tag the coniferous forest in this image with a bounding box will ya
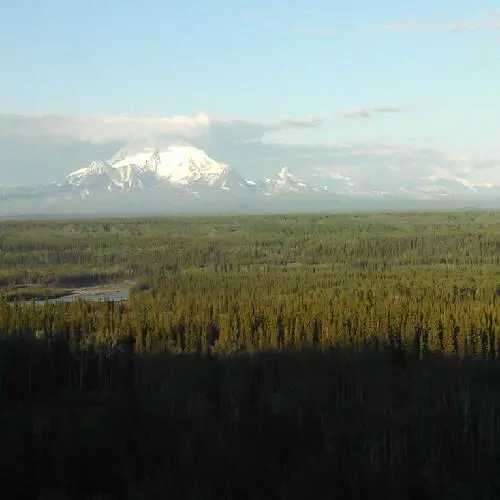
[3,212,500,499]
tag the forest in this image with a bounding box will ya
[2,211,500,499]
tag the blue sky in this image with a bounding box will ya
[1,0,499,184]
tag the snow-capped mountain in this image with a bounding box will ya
[312,171,356,195]
[63,144,256,198]
[47,140,500,203]
[3,139,500,216]
[57,146,500,205]
[261,167,325,194]
[110,145,227,185]
[67,160,157,192]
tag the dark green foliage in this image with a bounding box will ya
[2,212,500,498]
[2,212,500,357]
[2,347,500,499]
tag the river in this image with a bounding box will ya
[34,289,129,305]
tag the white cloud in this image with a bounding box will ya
[372,106,404,113]
[0,113,209,142]
[0,113,329,183]
[487,20,500,31]
[0,113,327,143]
[339,108,371,119]
[1,113,499,192]
[78,114,212,141]
[339,106,404,119]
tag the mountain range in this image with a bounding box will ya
[1,140,500,216]
[60,143,327,199]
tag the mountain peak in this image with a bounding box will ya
[108,144,229,186]
[63,144,256,197]
[67,160,110,185]
[265,167,320,193]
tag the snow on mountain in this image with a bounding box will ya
[65,145,256,197]
[66,160,157,193]
[110,145,228,186]
[49,144,500,206]
[66,161,119,193]
[312,170,356,194]
[67,160,111,185]
[263,167,324,193]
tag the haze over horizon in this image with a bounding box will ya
[1,0,499,192]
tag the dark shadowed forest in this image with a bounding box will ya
[2,212,500,499]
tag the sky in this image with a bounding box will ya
[1,0,499,186]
